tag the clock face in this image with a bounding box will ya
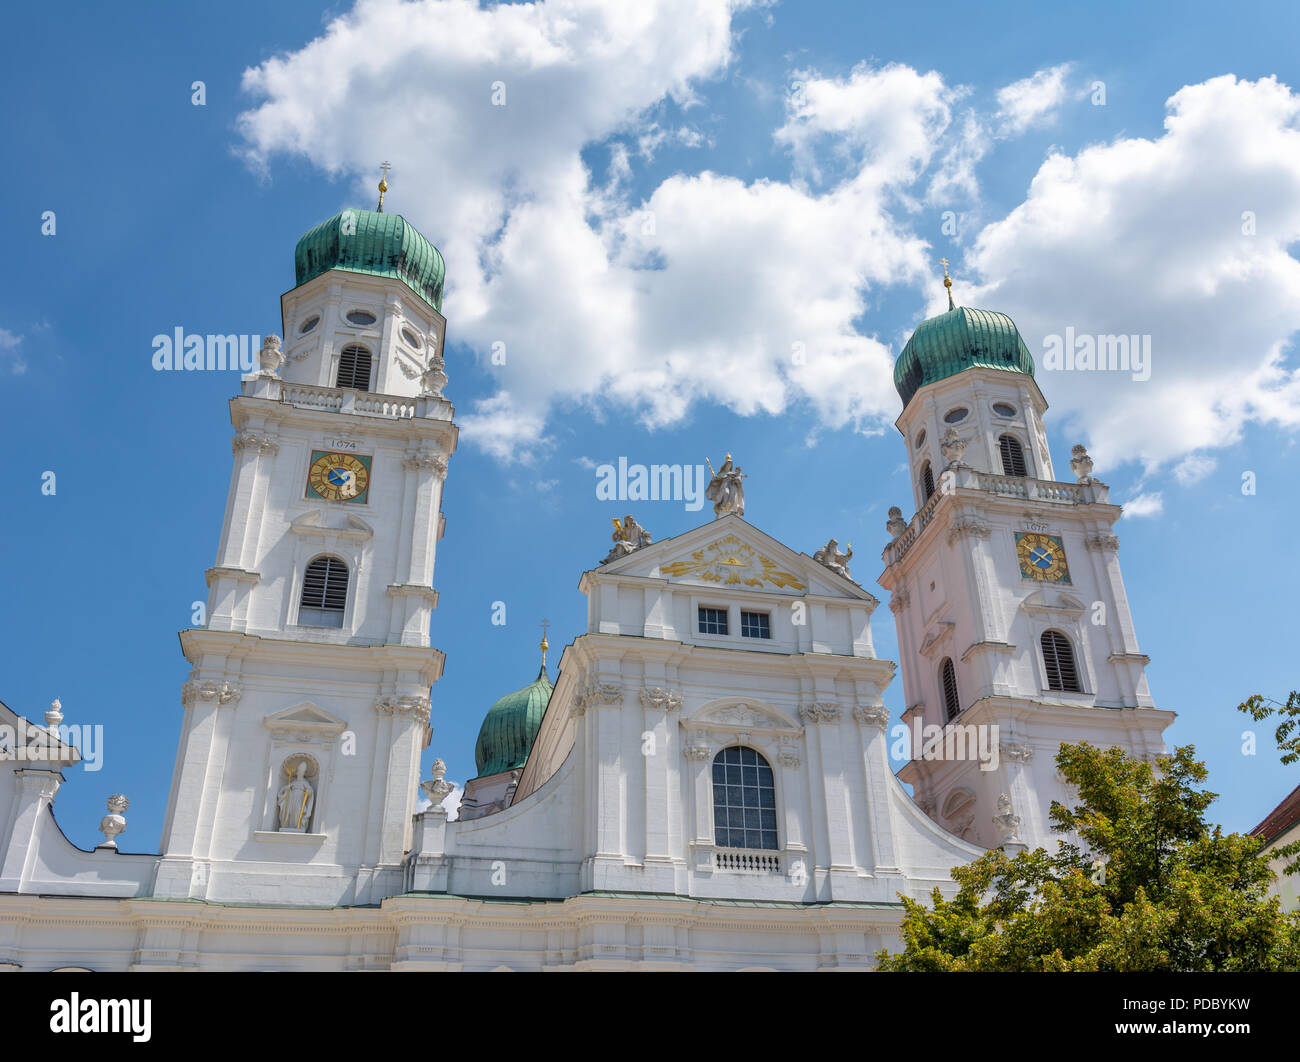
[306,450,372,504]
[1015,532,1070,583]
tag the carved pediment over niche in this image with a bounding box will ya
[1021,589,1086,617]
[289,509,374,541]
[263,701,348,739]
[690,700,801,734]
[660,535,806,591]
[919,620,956,659]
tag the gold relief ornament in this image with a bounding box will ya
[660,535,806,590]
[307,450,372,503]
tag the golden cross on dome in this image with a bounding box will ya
[940,257,955,310]
[539,618,550,667]
[377,162,392,212]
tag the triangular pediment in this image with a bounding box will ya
[289,510,374,540]
[0,699,82,764]
[1021,589,1087,616]
[588,514,877,602]
[263,701,348,735]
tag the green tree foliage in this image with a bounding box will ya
[876,743,1300,971]
[1237,690,1300,876]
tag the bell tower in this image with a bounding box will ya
[154,179,458,906]
[879,267,1174,850]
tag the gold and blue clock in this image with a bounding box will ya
[1015,532,1070,583]
[306,450,372,504]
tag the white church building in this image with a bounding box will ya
[0,200,1173,970]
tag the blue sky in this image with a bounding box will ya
[3,0,1299,851]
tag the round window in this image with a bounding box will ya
[299,314,320,334]
[943,407,969,424]
[400,327,421,349]
[346,310,377,327]
[915,429,927,449]
[992,402,1017,418]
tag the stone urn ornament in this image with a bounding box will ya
[98,794,129,848]
[1070,444,1095,484]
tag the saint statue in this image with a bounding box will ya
[813,538,854,581]
[705,453,747,518]
[277,761,315,832]
[603,515,652,564]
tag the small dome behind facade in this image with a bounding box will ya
[473,664,554,777]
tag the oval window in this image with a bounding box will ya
[346,310,377,327]
[992,402,1017,418]
[299,314,320,334]
[914,429,927,449]
[400,326,421,349]
[943,407,969,424]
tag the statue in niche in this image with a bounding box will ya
[603,514,652,564]
[277,761,315,832]
[813,538,854,580]
[705,453,747,518]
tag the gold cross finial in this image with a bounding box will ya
[539,618,550,667]
[377,162,392,212]
[940,257,954,310]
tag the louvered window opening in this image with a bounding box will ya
[921,461,936,501]
[300,557,348,628]
[940,658,960,721]
[1041,630,1081,692]
[999,434,1028,477]
[336,345,373,391]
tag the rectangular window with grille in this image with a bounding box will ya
[740,611,771,639]
[698,606,728,635]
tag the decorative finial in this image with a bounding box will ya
[377,161,392,213]
[98,795,129,849]
[46,698,63,731]
[539,618,550,668]
[940,257,955,310]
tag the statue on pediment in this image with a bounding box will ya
[705,454,746,518]
[813,538,854,581]
[603,514,652,564]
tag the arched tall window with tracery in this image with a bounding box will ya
[712,746,778,850]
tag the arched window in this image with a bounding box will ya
[336,344,373,390]
[1041,630,1081,692]
[712,746,778,850]
[939,657,960,721]
[999,434,1028,477]
[299,556,349,628]
[920,461,936,501]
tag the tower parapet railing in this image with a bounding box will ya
[882,466,1111,567]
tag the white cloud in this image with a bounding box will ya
[0,328,25,375]
[237,8,1300,480]
[237,3,952,459]
[995,63,1073,136]
[966,75,1300,473]
[1121,492,1164,518]
[1173,453,1217,485]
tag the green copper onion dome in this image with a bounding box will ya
[894,305,1036,409]
[294,208,445,312]
[473,658,554,777]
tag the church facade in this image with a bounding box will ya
[0,203,1172,970]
